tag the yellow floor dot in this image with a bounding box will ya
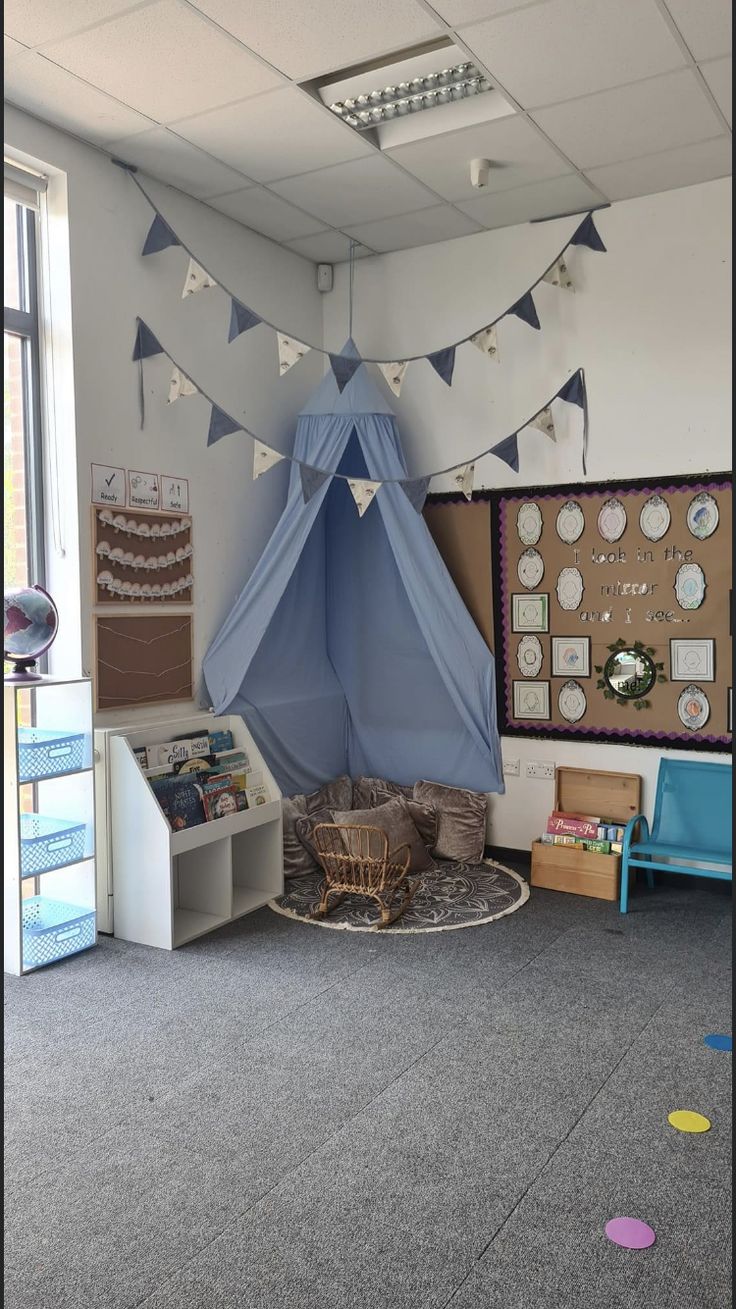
[668,1110,711,1133]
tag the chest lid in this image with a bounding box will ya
[555,766,641,824]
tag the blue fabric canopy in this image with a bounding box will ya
[203,342,504,797]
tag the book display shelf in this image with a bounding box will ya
[4,677,97,976]
[109,713,283,949]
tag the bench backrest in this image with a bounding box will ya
[652,759,732,856]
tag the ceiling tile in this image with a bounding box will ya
[4,35,29,61]
[107,127,252,197]
[173,87,373,181]
[206,186,326,240]
[3,0,143,48]
[344,205,485,253]
[461,0,685,108]
[456,172,600,227]
[270,156,437,227]
[188,0,441,80]
[4,52,156,144]
[663,0,732,61]
[585,137,732,201]
[432,0,548,24]
[533,69,725,168]
[285,231,372,263]
[386,114,570,202]
[42,0,284,123]
[700,57,732,126]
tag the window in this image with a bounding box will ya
[4,187,45,594]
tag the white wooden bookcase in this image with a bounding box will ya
[110,713,283,950]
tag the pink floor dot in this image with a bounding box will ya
[605,1217,656,1250]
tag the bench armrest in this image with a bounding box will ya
[623,813,649,854]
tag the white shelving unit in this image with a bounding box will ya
[109,713,283,950]
[4,676,97,976]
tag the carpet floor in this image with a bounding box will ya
[4,864,732,1309]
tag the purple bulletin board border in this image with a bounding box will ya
[482,471,733,751]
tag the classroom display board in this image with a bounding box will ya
[490,473,731,749]
[94,614,193,710]
[92,506,193,605]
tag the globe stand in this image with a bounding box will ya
[4,657,44,683]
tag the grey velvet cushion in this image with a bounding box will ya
[283,775,353,878]
[294,806,334,866]
[332,797,434,873]
[413,780,487,862]
[373,788,438,854]
[352,775,413,810]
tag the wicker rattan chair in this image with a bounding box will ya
[311,822,419,928]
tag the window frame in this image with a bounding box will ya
[4,196,46,593]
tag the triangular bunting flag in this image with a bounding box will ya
[558,371,584,408]
[490,433,519,473]
[132,321,164,361]
[427,346,456,386]
[167,366,198,404]
[300,464,330,503]
[528,407,556,441]
[141,213,180,256]
[378,361,408,397]
[182,258,217,298]
[570,212,606,252]
[277,333,310,376]
[228,298,261,343]
[508,291,540,330]
[452,463,475,501]
[401,477,430,513]
[253,440,284,480]
[470,325,499,361]
[329,353,362,393]
[207,404,241,446]
[542,258,574,291]
[347,478,381,517]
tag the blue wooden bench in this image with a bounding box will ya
[620,758,732,913]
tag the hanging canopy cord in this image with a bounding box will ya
[348,240,356,340]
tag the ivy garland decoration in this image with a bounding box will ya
[595,637,668,711]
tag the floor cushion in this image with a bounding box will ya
[332,796,434,872]
[413,780,487,862]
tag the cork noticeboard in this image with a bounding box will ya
[493,473,732,749]
[94,614,193,710]
[425,472,732,751]
[92,506,193,604]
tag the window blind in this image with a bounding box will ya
[4,160,48,209]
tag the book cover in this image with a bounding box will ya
[151,776,206,830]
[146,734,210,769]
[547,814,599,840]
[202,785,240,821]
[552,834,584,847]
[245,783,270,808]
[584,839,611,854]
[208,729,234,754]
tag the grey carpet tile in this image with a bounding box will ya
[4,880,732,1309]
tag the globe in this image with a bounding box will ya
[4,586,59,681]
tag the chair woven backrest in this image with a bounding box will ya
[313,823,389,894]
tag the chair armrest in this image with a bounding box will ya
[623,813,649,854]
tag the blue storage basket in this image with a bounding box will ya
[18,728,86,782]
[19,814,87,876]
[22,896,95,969]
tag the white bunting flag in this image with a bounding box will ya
[542,258,574,291]
[277,333,310,375]
[528,407,556,441]
[347,478,381,517]
[182,258,217,298]
[470,324,499,361]
[167,366,198,404]
[452,463,475,501]
[378,361,408,397]
[253,440,285,480]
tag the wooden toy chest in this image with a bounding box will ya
[530,766,641,901]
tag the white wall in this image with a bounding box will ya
[4,106,325,726]
[325,180,732,846]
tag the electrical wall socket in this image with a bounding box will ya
[525,761,556,780]
[503,758,520,776]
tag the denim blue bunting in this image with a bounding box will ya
[329,353,362,392]
[570,213,606,252]
[131,320,164,360]
[558,371,584,407]
[508,291,540,330]
[427,346,456,386]
[490,433,519,473]
[207,404,241,446]
[300,464,331,502]
[228,299,261,343]
[401,477,431,512]
[141,213,181,256]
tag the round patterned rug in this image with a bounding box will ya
[268,858,529,934]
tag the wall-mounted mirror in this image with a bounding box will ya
[603,648,657,700]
